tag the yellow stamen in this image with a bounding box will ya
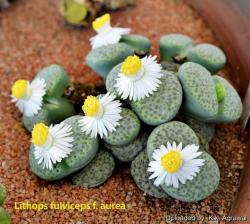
[92,13,110,31]
[82,96,100,117]
[121,55,142,76]
[11,80,29,99]
[32,123,49,146]
[161,150,182,174]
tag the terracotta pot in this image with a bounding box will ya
[186,0,250,222]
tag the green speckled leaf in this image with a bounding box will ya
[120,34,151,53]
[105,63,121,99]
[86,43,133,79]
[185,117,215,142]
[72,148,115,188]
[63,116,99,168]
[161,151,220,202]
[130,71,182,125]
[22,107,52,132]
[105,132,149,162]
[103,108,141,146]
[178,62,218,120]
[207,76,242,123]
[147,121,199,160]
[36,64,71,97]
[186,43,226,74]
[131,150,168,198]
[23,97,75,133]
[159,34,193,61]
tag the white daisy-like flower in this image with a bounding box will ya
[32,122,74,170]
[148,142,205,188]
[79,92,122,138]
[11,78,46,117]
[115,55,163,101]
[90,13,130,49]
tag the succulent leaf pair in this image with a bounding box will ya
[22,64,75,132]
[159,33,226,74]
[132,121,220,202]
[178,62,242,123]
[0,184,11,224]
[86,35,151,79]
[61,0,135,26]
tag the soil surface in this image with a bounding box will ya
[0,0,246,223]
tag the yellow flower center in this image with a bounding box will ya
[121,55,142,76]
[32,123,49,146]
[92,13,110,31]
[11,80,29,99]
[82,96,100,117]
[161,150,182,174]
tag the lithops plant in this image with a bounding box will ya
[186,43,226,74]
[0,184,6,207]
[61,0,89,26]
[177,62,218,120]
[10,64,76,132]
[147,128,220,202]
[161,151,220,202]
[0,207,11,224]
[23,97,75,133]
[105,132,149,162]
[159,33,226,73]
[120,34,151,54]
[106,55,182,126]
[131,150,168,198]
[185,117,215,142]
[130,71,183,125]
[72,148,115,188]
[178,62,242,123]
[159,33,193,62]
[86,43,133,79]
[60,0,134,27]
[29,115,99,181]
[103,108,141,146]
[147,121,199,160]
[208,75,243,123]
[36,64,72,97]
